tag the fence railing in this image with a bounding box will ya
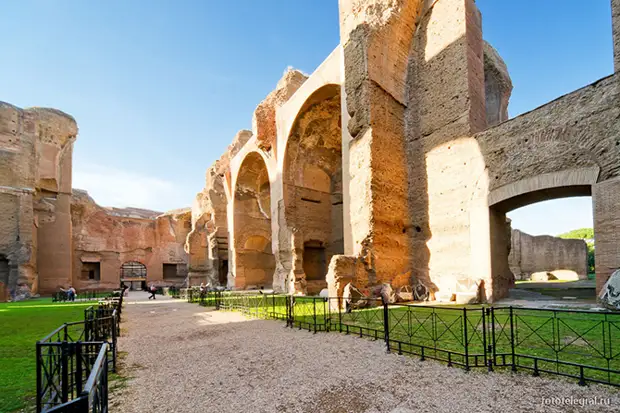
[52,290,114,303]
[187,292,620,387]
[36,300,121,412]
[44,343,109,413]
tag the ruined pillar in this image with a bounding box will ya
[337,0,490,297]
[33,110,77,295]
[593,177,620,292]
[340,55,354,256]
[339,0,423,287]
[409,0,494,299]
[613,0,619,72]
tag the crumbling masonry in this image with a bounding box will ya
[1,0,619,302]
[186,0,620,301]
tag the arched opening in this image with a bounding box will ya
[283,84,344,295]
[490,185,596,304]
[233,152,275,289]
[120,261,147,291]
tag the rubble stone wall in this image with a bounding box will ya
[508,229,588,281]
[183,0,620,301]
[71,190,191,291]
[0,102,77,297]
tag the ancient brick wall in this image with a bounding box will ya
[508,229,588,281]
[593,177,620,291]
[71,190,191,291]
[182,0,620,301]
[0,102,77,297]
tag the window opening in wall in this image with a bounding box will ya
[81,262,101,281]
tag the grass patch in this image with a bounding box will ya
[0,299,94,412]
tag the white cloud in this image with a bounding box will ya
[72,164,190,212]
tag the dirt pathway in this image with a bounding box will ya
[111,292,619,413]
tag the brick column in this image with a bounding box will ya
[593,177,620,292]
[338,0,487,290]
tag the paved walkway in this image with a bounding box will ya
[111,292,619,413]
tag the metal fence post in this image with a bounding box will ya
[36,342,42,413]
[490,307,497,368]
[290,296,295,328]
[313,298,317,334]
[509,306,517,372]
[61,341,69,403]
[323,298,328,332]
[383,298,390,353]
[482,307,492,372]
[338,298,342,333]
[463,308,470,371]
[76,342,83,395]
[112,313,118,373]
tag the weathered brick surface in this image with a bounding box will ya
[71,190,191,291]
[593,177,620,291]
[508,229,588,281]
[0,102,77,296]
[8,0,619,303]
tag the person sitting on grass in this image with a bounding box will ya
[67,286,76,302]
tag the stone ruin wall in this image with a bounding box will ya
[185,0,518,299]
[185,69,310,290]
[0,101,192,300]
[184,130,251,287]
[476,72,620,293]
[0,102,77,299]
[4,0,619,301]
[71,190,192,291]
[508,229,588,281]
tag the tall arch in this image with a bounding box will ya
[232,152,275,289]
[282,84,344,294]
[120,261,147,291]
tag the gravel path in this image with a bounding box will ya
[112,292,619,413]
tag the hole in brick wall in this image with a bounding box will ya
[81,262,100,281]
[303,242,327,282]
[301,197,321,204]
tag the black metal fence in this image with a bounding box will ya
[52,290,114,303]
[185,292,620,387]
[36,297,123,412]
[45,343,109,413]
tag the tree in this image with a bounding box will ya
[558,228,594,240]
[558,228,595,274]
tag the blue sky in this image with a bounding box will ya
[0,1,614,236]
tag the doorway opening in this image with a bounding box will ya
[120,261,147,291]
[491,191,595,304]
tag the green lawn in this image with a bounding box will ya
[0,298,94,412]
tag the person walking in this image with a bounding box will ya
[148,283,157,300]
